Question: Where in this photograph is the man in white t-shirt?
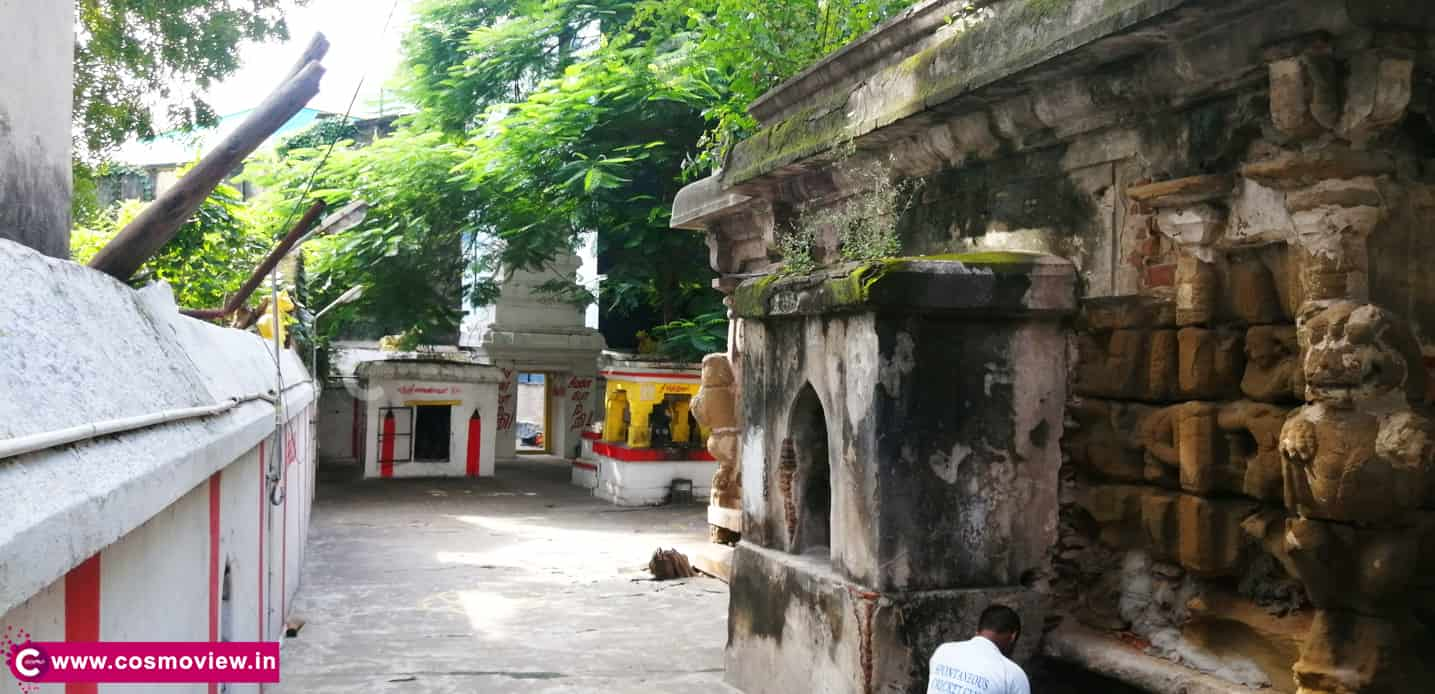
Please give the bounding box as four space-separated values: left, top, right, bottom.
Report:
926 604 1030 694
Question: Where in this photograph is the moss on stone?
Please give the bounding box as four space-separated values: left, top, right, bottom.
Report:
909 251 1043 265
733 252 1046 318
732 273 782 317
722 0 1160 187
726 104 853 186
1021 0 1073 23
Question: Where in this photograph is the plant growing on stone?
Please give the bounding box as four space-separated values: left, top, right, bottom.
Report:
777 227 818 276
786 154 923 269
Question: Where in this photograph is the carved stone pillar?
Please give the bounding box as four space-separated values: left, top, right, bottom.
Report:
692 353 743 543
1127 175 1232 328
1279 302 1435 694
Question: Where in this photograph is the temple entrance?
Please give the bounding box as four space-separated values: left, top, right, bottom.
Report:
789 385 831 557
412 404 453 462
515 372 551 454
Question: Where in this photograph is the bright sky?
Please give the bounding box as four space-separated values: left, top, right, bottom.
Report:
204 0 417 118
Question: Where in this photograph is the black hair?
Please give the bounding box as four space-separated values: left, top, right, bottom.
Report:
978 605 1021 635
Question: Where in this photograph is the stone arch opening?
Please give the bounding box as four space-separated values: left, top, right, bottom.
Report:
787 384 831 557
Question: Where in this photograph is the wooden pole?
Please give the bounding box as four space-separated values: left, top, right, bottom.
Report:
181 200 327 320
282 33 331 83
89 54 328 281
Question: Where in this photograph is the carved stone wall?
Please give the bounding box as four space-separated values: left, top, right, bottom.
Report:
671 1 1435 691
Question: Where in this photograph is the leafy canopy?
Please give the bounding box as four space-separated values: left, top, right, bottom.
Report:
71 179 269 309
249 0 917 359
75 0 304 156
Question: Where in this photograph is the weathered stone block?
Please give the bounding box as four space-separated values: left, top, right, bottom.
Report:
1179 494 1259 577
1175 402 1233 496
1217 401 1290 503
726 543 1042 694
1225 255 1287 325
1267 53 1339 139
1066 399 1154 482
1077 296 1176 332
1175 255 1218 326
1075 330 1148 400
1147 330 1180 402
1241 325 1302 403
1143 493 1257 577
1076 328 1181 402
1177 327 1245 400
1338 51 1414 145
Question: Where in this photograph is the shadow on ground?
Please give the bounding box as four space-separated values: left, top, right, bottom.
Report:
276 456 733 693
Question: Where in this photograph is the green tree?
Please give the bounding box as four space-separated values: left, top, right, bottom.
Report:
75 0 302 156
71 180 269 309
243 130 482 346
251 0 918 355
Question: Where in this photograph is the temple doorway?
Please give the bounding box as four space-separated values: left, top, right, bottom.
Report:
515 372 552 454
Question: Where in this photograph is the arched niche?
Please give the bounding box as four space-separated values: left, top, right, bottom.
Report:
787 384 832 557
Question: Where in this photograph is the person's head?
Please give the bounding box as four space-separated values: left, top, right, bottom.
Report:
976 605 1021 656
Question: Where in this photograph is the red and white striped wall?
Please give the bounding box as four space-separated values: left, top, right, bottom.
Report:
0 403 318 694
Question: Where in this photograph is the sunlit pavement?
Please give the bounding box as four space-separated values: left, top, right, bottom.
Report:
274 457 734 693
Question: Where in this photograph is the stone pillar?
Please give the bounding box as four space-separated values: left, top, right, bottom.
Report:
0 0 74 258
493 365 518 460
553 369 599 458
692 353 742 543
1278 302 1435 693
1256 37 1434 694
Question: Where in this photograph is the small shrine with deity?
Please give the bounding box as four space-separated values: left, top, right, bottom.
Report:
571 354 715 506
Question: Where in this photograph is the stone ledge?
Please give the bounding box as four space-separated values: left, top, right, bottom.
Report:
0 239 317 617
670 173 754 230
731 253 1075 319
357 358 504 384
725 0 1200 187
1042 622 1267 694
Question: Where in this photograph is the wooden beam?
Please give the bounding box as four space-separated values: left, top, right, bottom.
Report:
89 59 327 281
182 200 327 320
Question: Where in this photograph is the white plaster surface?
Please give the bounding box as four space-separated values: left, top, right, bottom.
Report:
0 0 73 258
593 458 716 507
0 240 315 621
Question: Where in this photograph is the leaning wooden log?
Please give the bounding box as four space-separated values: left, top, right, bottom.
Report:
88 37 329 281
182 200 327 321
282 33 330 83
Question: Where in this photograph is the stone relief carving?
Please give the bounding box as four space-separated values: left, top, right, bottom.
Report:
1278 301 1435 693
1280 302 1432 524
691 354 741 512
1242 325 1303 403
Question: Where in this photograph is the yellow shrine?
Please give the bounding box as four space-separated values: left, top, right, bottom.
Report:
601 363 709 449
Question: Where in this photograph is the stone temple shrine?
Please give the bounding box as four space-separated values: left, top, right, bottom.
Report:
674 0 1435 692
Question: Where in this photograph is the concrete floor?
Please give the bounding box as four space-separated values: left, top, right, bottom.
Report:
277 457 734 693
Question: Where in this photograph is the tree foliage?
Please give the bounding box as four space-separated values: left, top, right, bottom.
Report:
71 180 269 309
244 131 481 345
75 0 301 155
250 0 918 353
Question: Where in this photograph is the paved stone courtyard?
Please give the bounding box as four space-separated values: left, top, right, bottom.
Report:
276 458 733 693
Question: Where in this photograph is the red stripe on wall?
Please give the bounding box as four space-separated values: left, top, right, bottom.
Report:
209 471 222 694
64 554 101 694
258 441 266 642
380 411 396 478
466 411 482 477
592 441 716 462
